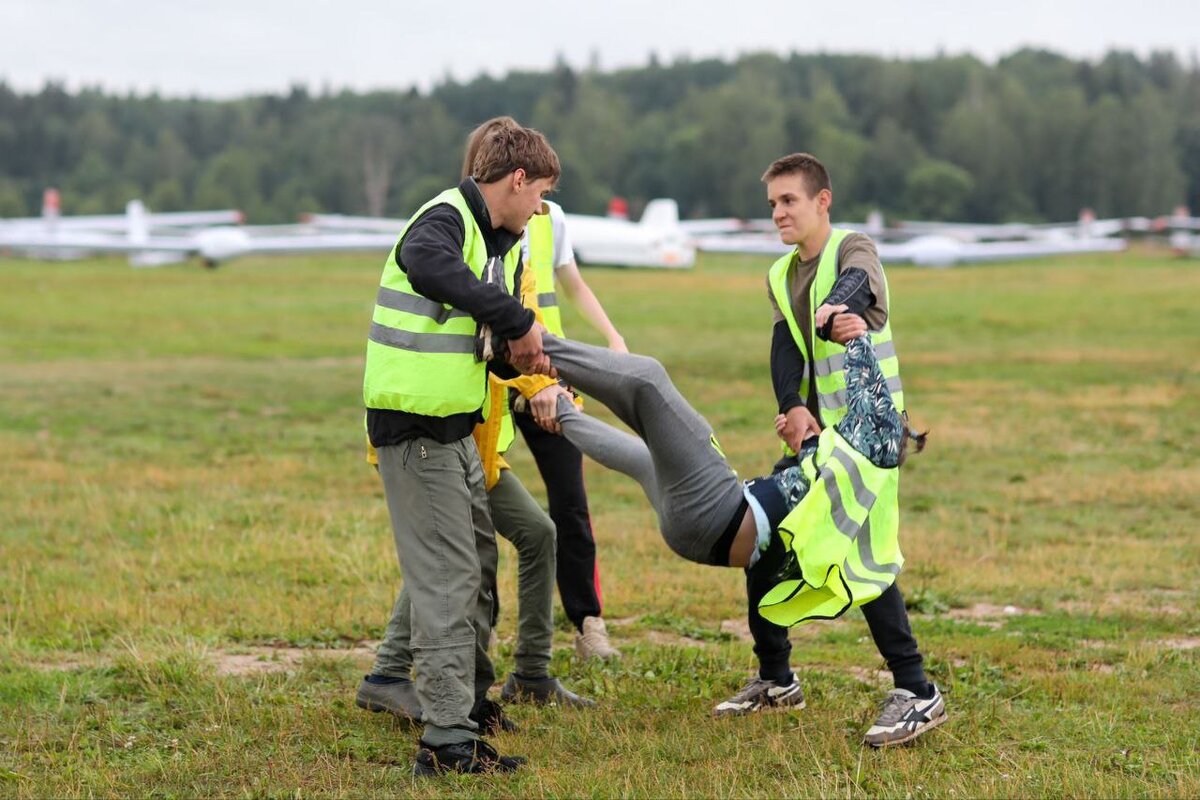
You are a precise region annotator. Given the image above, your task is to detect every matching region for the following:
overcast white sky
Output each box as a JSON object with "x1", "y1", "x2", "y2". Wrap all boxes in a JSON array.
[{"x1": 3, "y1": 0, "x2": 1198, "y2": 98}]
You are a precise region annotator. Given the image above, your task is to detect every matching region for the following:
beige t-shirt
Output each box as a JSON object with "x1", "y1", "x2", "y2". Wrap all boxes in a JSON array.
[{"x1": 767, "y1": 231, "x2": 889, "y2": 416}]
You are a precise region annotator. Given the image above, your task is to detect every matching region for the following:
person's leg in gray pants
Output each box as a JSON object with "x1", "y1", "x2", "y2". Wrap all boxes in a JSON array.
[
  {"x1": 375, "y1": 437, "x2": 496, "y2": 746},
  {"x1": 372, "y1": 468, "x2": 557, "y2": 683},
  {"x1": 541, "y1": 335, "x2": 745, "y2": 565},
  {"x1": 487, "y1": 469, "x2": 556, "y2": 678}
]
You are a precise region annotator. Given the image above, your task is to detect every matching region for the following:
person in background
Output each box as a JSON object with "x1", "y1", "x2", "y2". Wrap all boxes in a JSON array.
[{"x1": 474, "y1": 117, "x2": 629, "y2": 661}]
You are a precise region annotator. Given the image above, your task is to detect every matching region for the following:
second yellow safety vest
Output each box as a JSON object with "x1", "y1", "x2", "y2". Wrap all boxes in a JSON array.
[
  {"x1": 768, "y1": 228, "x2": 905, "y2": 430},
  {"x1": 495, "y1": 206, "x2": 562, "y2": 452},
  {"x1": 757, "y1": 425, "x2": 904, "y2": 625}
]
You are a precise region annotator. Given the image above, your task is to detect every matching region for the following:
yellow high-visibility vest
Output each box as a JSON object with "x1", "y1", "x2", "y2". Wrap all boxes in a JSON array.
[
  {"x1": 758, "y1": 423, "x2": 903, "y2": 625},
  {"x1": 363, "y1": 187, "x2": 519, "y2": 417},
  {"x1": 494, "y1": 206, "x2": 564, "y2": 452},
  {"x1": 527, "y1": 209, "x2": 563, "y2": 337},
  {"x1": 768, "y1": 228, "x2": 905, "y2": 431}
]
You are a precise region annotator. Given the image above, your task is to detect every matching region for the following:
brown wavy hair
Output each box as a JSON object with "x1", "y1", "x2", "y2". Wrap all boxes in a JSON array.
[{"x1": 465, "y1": 117, "x2": 560, "y2": 185}]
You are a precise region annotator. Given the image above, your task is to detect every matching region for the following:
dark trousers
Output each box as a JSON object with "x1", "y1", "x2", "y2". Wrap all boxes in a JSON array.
[
  {"x1": 746, "y1": 455, "x2": 928, "y2": 690},
  {"x1": 514, "y1": 405, "x2": 602, "y2": 630}
]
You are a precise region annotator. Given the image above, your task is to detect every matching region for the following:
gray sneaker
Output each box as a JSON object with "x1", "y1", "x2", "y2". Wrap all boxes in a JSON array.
[
  {"x1": 500, "y1": 673, "x2": 595, "y2": 708},
  {"x1": 712, "y1": 676, "x2": 805, "y2": 718},
  {"x1": 863, "y1": 685, "x2": 947, "y2": 747},
  {"x1": 355, "y1": 676, "x2": 422, "y2": 721},
  {"x1": 575, "y1": 616, "x2": 621, "y2": 661}
]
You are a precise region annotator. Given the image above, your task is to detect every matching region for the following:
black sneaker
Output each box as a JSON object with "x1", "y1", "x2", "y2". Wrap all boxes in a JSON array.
[
  {"x1": 500, "y1": 673, "x2": 595, "y2": 708},
  {"x1": 412, "y1": 738, "x2": 526, "y2": 777},
  {"x1": 470, "y1": 697, "x2": 518, "y2": 735}
]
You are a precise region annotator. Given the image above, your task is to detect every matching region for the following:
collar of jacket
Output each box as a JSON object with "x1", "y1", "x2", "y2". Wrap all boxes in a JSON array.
[{"x1": 459, "y1": 177, "x2": 521, "y2": 258}]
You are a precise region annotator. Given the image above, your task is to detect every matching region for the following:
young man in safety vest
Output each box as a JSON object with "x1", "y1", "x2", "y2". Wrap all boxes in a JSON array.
[
  {"x1": 361, "y1": 123, "x2": 558, "y2": 776},
  {"x1": 712, "y1": 152, "x2": 947, "y2": 748},
  {"x1": 357, "y1": 223, "x2": 594, "y2": 720}
]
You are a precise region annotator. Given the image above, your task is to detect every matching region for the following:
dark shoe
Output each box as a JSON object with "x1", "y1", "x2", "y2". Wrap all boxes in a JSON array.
[
  {"x1": 712, "y1": 675, "x2": 805, "y2": 717},
  {"x1": 355, "y1": 675, "x2": 422, "y2": 721},
  {"x1": 500, "y1": 673, "x2": 595, "y2": 708},
  {"x1": 474, "y1": 324, "x2": 519, "y2": 379},
  {"x1": 474, "y1": 322, "x2": 496, "y2": 362},
  {"x1": 412, "y1": 738, "x2": 526, "y2": 777},
  {"x1": 470, "y1": 697, "x2": 518, "y2": 735}
]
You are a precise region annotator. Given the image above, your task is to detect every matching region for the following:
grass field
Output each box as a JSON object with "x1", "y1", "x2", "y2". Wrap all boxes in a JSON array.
[{"x1": 2, "y1": 248, "x2": 1199, "y2": 797}]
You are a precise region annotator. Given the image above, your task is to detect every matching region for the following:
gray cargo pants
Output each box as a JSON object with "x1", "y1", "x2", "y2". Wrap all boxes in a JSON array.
[
  {"x1": 373, "y1": 468, "x2": 557, "y2": 681},
  {"x1": 541, "y1": 335, "x2": 746, "y2": 566},
  {"x1": 375, "y1": 436, "x2": 496, "y2": 746}
]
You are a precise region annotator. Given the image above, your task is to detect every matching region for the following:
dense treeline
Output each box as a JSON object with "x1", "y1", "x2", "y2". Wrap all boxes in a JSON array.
[{"x1": 2, "y1": 48, "x2": 1199, "y2": 223}]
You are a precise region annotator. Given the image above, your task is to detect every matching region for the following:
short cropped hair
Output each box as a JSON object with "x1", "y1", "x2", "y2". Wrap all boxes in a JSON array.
[
  {"x1": 761, "y1": 152, "x2": 832, "y2": 197},
  {"x1": 471, "y1": 122, "x2": 561, "y2": 185},
  {"x1": 461, "y1": 116, "x2": 519, "y2": 180}
]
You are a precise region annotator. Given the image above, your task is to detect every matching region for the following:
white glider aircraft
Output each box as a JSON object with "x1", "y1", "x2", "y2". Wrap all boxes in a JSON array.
[
  {"x1": 687, "y1": 208, "x2": 1134, "y2": 267},
  {"x1": 2, "y1": 189, "x2": 695, "y2": 269},
  {"x1": 304, "y1": 197, "x2": 696, "y2": 269}
]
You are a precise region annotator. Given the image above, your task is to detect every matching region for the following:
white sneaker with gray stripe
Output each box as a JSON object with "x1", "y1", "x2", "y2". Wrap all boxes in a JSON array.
[
  {"x1": 863, "y1": 685, "x2": 947, "y2": 747},
  {"x1": 712, "y1": 676, "x2": 805, "y2": 718}
]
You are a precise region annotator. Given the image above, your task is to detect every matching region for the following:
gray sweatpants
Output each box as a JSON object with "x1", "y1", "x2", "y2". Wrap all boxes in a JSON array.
[
  {"x1": 542, "y1": 335, "x2": 745, "y2": 566},
  {"x1": 373, "y1": 468, "x2": 558, "y2": 680},
  {"x1": 376, "y1": 436, "x2": 495, "y2": 747}
]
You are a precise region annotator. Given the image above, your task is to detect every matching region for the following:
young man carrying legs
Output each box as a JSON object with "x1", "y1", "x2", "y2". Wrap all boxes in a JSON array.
[
  {"x1": 362, "y1": 123, "x2": 558, "y2": 775},
  {"x1": 358, "y1": 152, "x2": 594, "y2": 714}
]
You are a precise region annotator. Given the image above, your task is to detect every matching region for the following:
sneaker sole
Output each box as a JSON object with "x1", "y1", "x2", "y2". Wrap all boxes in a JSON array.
[
  {"x1": 865, "y1": 709, "x2": 948, "y2": 748},
  {"x1": 713, "y1": 699, "x2": 806, "y2": 718}
]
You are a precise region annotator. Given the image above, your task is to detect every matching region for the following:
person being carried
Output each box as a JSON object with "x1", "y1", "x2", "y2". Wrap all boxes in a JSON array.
[{"x1": 489, "y1": 272, "x2": 945, "y2": 748}]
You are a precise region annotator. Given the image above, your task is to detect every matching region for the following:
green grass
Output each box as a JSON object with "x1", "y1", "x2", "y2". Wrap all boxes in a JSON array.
[{"x1": 2, "y1": 248, "x2": 1199, "y2": 797}]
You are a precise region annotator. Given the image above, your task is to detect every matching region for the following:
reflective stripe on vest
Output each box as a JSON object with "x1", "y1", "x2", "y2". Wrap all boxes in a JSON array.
[
  {"x1": 526, "y1": 211, "x2": 563, "y2": 336},
  {"x1": 363, "y1": 187, "x2": 519, "y2": 417},
  {"x1": 757, "y1": 427, "x2": 904, "y2": 626},
  {"x1": 768, "y1": 229, "x2": 906, "y2": 430}
]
